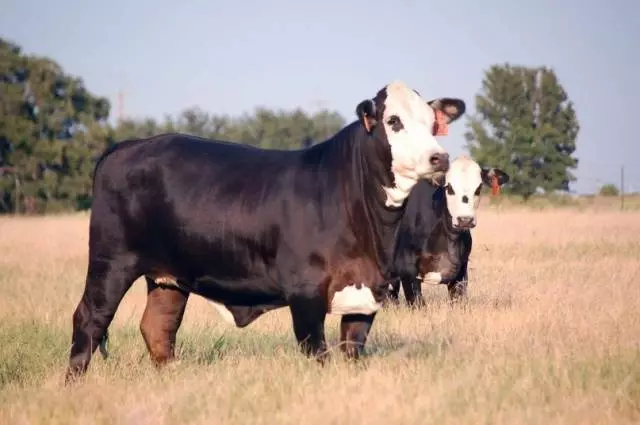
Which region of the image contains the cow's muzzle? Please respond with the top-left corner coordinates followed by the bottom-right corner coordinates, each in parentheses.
top-left (429, 152), bottom-right (450, 173)
top-left (453, 215), bottom-right (476, 230)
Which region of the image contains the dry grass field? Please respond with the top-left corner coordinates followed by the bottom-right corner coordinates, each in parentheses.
top-left (1, 200), bottom-right (639, 424)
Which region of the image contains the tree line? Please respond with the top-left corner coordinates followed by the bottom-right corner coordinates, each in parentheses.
top-left (0, 36), bottom-right (580, 214)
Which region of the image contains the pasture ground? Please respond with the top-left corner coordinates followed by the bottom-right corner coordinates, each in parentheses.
top-left (1, 200), bottom-right (639, 424)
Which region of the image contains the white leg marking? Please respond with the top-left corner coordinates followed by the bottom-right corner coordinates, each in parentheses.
top-left (423, 272), bottom-right (442, 285)
top-left (207, 301), bottom-right (236, 325)
top-left (153, 276), bottom-right (180, 287)
top-left (330, 284), bottom-right (382, 315)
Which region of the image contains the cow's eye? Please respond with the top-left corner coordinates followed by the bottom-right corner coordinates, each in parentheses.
top-left (387, 115), bottom-right (401, 126)
top-left (474, 184), bottom-right (482, 196)
top-left (446, 184), bottom-right (455, 196)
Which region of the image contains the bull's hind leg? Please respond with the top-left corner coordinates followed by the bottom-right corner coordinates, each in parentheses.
top-left (140, 277), bottom-right (189, 367)
top-left (65, 253), bottom-right (141, 383)
top-left (339, 313), bottom-right (376, 359)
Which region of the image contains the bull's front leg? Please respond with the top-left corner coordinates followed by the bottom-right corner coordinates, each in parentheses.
top-left (340, 313), bottom-right (376, 359)
top-left (288, 290), bottom-right (329, 363)
top-left (330, 280), bottom-right (385, 359)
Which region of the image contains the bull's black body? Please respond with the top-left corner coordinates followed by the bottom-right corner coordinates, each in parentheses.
top-left (65, 83), bottom-right (465, 383)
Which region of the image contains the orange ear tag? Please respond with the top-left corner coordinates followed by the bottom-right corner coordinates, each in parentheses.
top-left (434, 110), bottom-right (449, 136)
top-left (491, 174), bottom-right (500, 196)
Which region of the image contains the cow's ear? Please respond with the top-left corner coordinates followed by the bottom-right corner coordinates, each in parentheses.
top-left (480, 167), bottom-right (510, 187)
top-left (426, 98), bottom-right (466, 124)
top-left (356, 99), bottom-right (378, 133)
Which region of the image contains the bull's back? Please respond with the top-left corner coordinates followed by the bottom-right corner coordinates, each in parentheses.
top-left (89, 133), bottom-right (345, 280)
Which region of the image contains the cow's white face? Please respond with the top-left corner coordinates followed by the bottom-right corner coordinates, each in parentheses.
top-left (356, 81), bottom-right (466, 208)
top-left (444, 156), bottom-right (509, 230)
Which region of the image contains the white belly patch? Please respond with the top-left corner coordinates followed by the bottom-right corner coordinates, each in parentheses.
top-left (207, 300), bottom-right (236, 325)
top-left (329, 284), bottom-right (382, 315)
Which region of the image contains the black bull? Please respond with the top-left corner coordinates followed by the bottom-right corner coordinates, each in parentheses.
top-left (65, 84), bottom-right (465, 382)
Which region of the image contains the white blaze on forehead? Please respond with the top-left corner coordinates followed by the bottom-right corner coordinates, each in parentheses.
top-left (329, 284), bottom-right (381, 315)
top-left (445, 155), bottom-right (483, 223)
top-left (381, 81), bottom-right (446, 208)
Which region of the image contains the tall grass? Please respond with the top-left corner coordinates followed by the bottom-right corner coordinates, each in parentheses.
top-left (0, 203), bottom-right (639, 424)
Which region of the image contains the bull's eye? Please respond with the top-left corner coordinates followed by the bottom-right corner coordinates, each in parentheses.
top-left (462, 195), bottom-right (469, 204)
top-left (386, 115), bottom-right (404, 132)
top-left (445, 184), bottom-right (455, 196)
top-left (474, 184), bottom-right (482, 196)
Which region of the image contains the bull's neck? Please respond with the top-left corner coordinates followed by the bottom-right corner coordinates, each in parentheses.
top-left (345, 122), bottom-right (410, 278)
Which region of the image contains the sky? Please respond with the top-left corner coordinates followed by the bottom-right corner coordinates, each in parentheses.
top-left (2, 0), bottom-right (639, 194)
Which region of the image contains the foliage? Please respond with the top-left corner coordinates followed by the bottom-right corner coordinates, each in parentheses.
top-left (1, 41), bottom-right (585, 214)
top-left (465, 64), bottom-right (580, 200)
top-left (0, 38), bottom-right (345, 214)
top-left (599, 183), bottom-right (619, 196)
top-left (0, 38), bottom-right (113, 214)
top-left (112, 106), bottom-right (345, 150)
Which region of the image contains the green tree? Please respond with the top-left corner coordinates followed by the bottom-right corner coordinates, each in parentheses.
top-left (599, 183), bottom-right (619, 197)
top-left (112, 106), bottom-right (345, 151)
top-left (465, 64), bottom-right (579, 200)
top-left (0, 37), bottom-right (112, 213)
top-left (1, 38), bottom-right (348, 215)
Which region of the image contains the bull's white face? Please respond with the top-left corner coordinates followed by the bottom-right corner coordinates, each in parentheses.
top-left (382, 83), bottom-right (446, 207)
top-left (357, 81), bottom-right (466, 208)
top-left (443, 156), bottom-right (509, 230)
top-left (379, 82), bottom-right (448, 207)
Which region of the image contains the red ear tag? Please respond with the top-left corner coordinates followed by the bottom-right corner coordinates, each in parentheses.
top-left (491, 174), bottom-right (500, 196)
top-left (433, 110), bottom-right (449, 136)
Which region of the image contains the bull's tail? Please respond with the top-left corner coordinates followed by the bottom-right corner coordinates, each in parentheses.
top-left (98, 329), bottom-right (109, 359)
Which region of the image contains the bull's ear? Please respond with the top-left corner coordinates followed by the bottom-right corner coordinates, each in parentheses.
top-left (480, 167), bottom-right (510, 187)
top-left (426, 98), bottom-right (466, 124)
top-left (355, 99), bottom-right (378, 133)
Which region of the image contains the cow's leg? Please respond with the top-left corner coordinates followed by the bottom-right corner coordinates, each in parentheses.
top-left (340, 313), bottom-right (376, 359)
top-left (289, 294), bottom-right (328, 362)
top-left (448, 266), bottom-right (469, 304)
top-left (386, 277), bottom-right (402, 305)
top-left (66, 253), bottom-right (140, 384)
top-left (448, 279), bottom-right (468, 303)
top-left (401, 276), bottom-right (426, 307)
top-left (140, 277), bottom-right (189, 367)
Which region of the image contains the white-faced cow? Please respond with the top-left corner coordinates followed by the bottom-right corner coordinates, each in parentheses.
top-left (388, 155), bottom-right (509, 306)
top-left (65, 81), bottom-right (466, 383)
